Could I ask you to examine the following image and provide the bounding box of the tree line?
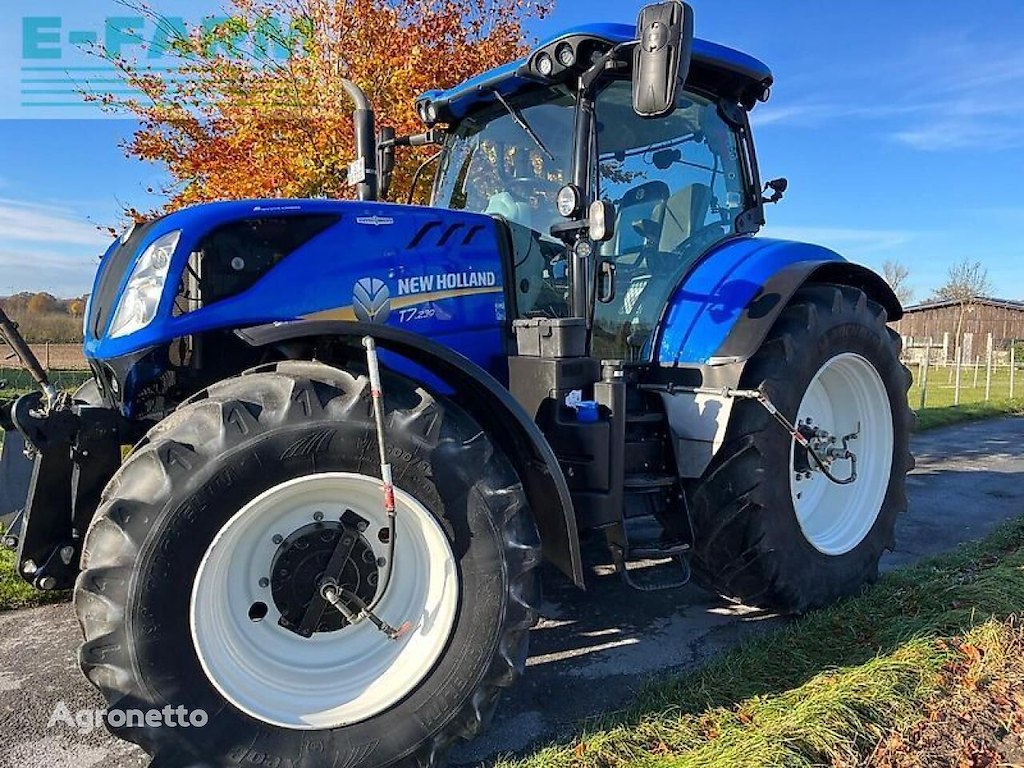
[882,258,994,307]
[0,293,88,343]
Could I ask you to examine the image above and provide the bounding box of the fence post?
[954,345,963,406]
[1012,342,1017,400]
[985,334,993,402]
[919,342,931,410]
[44,342,50,371]
[973,356,981,389]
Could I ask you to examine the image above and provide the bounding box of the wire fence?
[0,343,91,397]
[902,334,1023,409]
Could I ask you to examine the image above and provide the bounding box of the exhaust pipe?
[340,79,378,202]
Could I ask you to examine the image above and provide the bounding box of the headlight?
[107,230,181,339]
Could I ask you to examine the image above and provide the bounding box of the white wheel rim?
[190,472,459,730]
[790,353,893,556]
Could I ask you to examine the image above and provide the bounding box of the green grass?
[501,518,1024,768]
[906,363,1024,431]
[907,364,1022,409]
[914,398,1024,431]
[0,367,89,397]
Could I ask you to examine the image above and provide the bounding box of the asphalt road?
[1,417,1022,768]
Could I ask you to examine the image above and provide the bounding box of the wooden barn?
[892,297,1024,362]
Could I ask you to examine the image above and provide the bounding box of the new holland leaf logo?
[353,278,391,323]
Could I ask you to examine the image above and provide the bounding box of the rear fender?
[654,238,901,478]
[237,320,585,588]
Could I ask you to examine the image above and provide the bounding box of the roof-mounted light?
[536,52,554,77]
[556,43,576,68]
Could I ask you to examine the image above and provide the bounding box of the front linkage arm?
[0,306,137,591]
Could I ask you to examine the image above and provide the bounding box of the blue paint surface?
[85,199,511,383]
[418,24,772,120]
[656,237,844,366]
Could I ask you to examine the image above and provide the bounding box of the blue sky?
[1,0,1023,300]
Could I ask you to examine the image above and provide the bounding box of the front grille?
[88,220,158,338]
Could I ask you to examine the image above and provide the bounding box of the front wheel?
[688,284,914,613]
[74,361,540,767]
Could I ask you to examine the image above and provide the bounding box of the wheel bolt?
[272,534,283,545]
[377,557,387,568]
[313,511,324,522]
[259,577,270,588]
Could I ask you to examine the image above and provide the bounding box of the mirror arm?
[580,41,638,94]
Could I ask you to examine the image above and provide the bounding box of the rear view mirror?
[633,1,694,118]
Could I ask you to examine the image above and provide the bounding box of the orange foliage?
[94,0,552,212]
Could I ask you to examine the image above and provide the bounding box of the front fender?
[236,320,585,588]
[657,237,901,368]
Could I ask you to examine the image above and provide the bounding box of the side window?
[593,81,747,359]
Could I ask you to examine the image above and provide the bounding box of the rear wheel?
[74,361,540,767]
[688,284,914,613]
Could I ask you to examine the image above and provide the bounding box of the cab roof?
[416,23,773,121]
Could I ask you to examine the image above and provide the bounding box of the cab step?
[605,511,692,593]
[624,473,676,491]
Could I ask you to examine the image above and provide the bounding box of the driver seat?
[657,183,714,253]
[616,183,715,358]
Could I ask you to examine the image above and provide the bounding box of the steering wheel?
[508,175,563,207]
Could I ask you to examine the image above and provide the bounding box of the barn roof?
[904,296,1024,313]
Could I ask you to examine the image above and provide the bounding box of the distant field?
[2,344,88,371]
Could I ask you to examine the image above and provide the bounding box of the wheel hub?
[270,516,379,635]
[191,472,460,729]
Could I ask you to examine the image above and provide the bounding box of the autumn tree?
[881,260,913,306]
[92,0,551,212]
[26,292,59,315]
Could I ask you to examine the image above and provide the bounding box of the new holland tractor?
[0,4,913,766]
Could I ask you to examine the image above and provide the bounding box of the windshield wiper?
[493,90,554,161]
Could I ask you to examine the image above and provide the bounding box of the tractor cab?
[415,21,773,363]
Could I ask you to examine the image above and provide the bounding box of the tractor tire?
[687,284,914,613]
[73,360,540,768]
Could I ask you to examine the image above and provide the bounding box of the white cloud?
[0,248,99,297]
[759,37,1024,152]
[0,198,111,297]
[0,198,111,249]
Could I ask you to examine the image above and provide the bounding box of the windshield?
[434,85,576,316]
[434,85,575,231]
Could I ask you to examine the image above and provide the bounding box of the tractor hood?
[84,199,511,374]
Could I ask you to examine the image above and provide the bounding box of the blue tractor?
[0,4,913,766]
